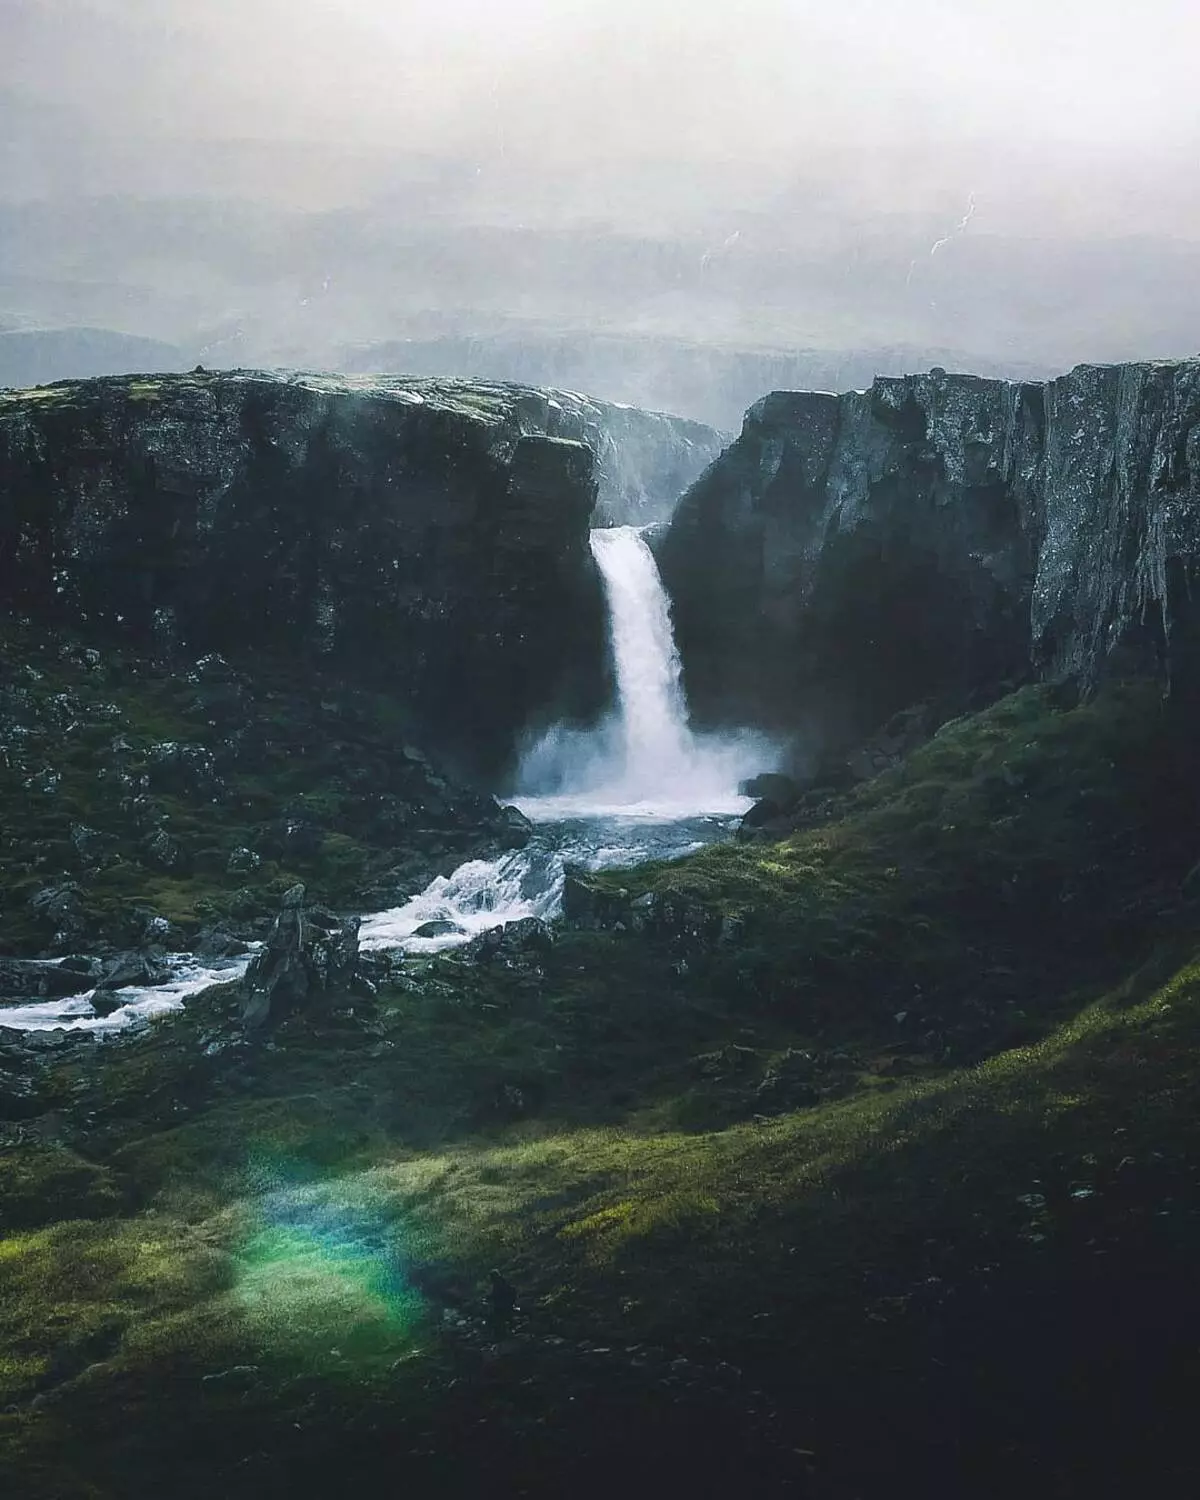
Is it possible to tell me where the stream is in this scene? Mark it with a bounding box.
[2,527,771,1034]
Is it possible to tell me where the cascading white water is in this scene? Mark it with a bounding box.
[516,525,767,816]
[590,526,693,793]
[361,524,772,954]
[5,526,773,1028]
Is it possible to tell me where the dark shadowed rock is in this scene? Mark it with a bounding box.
[739,773,800,806]
[661,360,1200,758]
[193,927,250,962]
[459,917,555,967]
[95,952,170,993]
[0,371,621,777]
[241,884,361,1028]
[28,882,86,949]
[0,957,94,999]
[413,920,465,939]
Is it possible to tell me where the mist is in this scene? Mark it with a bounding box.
[3,0,1199,421]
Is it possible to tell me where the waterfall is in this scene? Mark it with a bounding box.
[590,526,694,793]
[14,525,774,1025]
[516,525,768,816]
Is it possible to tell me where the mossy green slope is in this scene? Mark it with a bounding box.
[3,682,1200,1497]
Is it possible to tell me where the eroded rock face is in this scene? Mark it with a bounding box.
[1032,362,1200,695]
[660,361,1200,756]
[660,373,1044,754]
[0,372,614,776]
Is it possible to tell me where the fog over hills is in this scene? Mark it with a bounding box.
[2,0,1198,420]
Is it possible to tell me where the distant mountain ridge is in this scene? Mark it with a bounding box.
[0,327,188,390]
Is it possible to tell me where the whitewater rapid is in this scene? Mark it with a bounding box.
[360,527,769,955]
[2,527,772,1032]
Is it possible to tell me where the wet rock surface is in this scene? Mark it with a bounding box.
[661,361,1200,761]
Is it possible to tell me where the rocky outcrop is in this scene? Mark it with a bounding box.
[0,371,617,776]
[660,362,1200,758]
[467,382,726,526]
[240,884,360,1028]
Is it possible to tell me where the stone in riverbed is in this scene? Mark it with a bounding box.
[413,920,466,940]
[94,952,171,993]
[0,957,95,999]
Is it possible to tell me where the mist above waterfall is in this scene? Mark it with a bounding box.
[516,526,774,818]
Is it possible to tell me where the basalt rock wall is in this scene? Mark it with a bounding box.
[0,371,619,777]
[660,361,1200,760]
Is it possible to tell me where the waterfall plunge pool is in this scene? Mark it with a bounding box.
[3,527,775,1031]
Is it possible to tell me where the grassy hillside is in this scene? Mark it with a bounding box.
[3,681,1199,1497]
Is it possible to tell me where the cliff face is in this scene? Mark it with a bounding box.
[660,361,1200,756]
[1032,361,1200,693]
[498,385,727,526]
[0,371,632,775]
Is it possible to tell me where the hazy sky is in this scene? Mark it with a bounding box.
[6,1,1199,170]
[3,0,1199,384]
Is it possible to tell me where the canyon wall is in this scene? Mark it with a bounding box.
[660,361,1200,759]
[0,371,649,774]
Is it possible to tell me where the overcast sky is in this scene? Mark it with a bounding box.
[5,0,1199,221]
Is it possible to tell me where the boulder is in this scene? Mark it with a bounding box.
[413,920,466,940]
[459,918,555,966]
[28,882,86,946]
[0,957,94,999]
[141,827,188,873]
[241,884,361,1028]
[738,773,800,805]
[95,952,171,992]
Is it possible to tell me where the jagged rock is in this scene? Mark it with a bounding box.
[95,952,170,993]
[28,882,86,945]
[562,867,632,930]
[739,773,800,805]
[459,917,555,966]
[139,914,185,949]
[141,827,187,872]
[661,361,1200,757]
[493,804,534,850]
[241,884,361,1028]
[193,926,249,961]
[226,846,261,875]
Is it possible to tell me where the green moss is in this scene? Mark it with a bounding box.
[584,683,1191,1052]
[0,1147,126,1233]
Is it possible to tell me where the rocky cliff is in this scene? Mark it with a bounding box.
[660,360,1200,760]
[498,385,727,526]
[0,371,636,776]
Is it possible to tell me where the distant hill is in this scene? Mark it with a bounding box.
[0,327,188,389]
